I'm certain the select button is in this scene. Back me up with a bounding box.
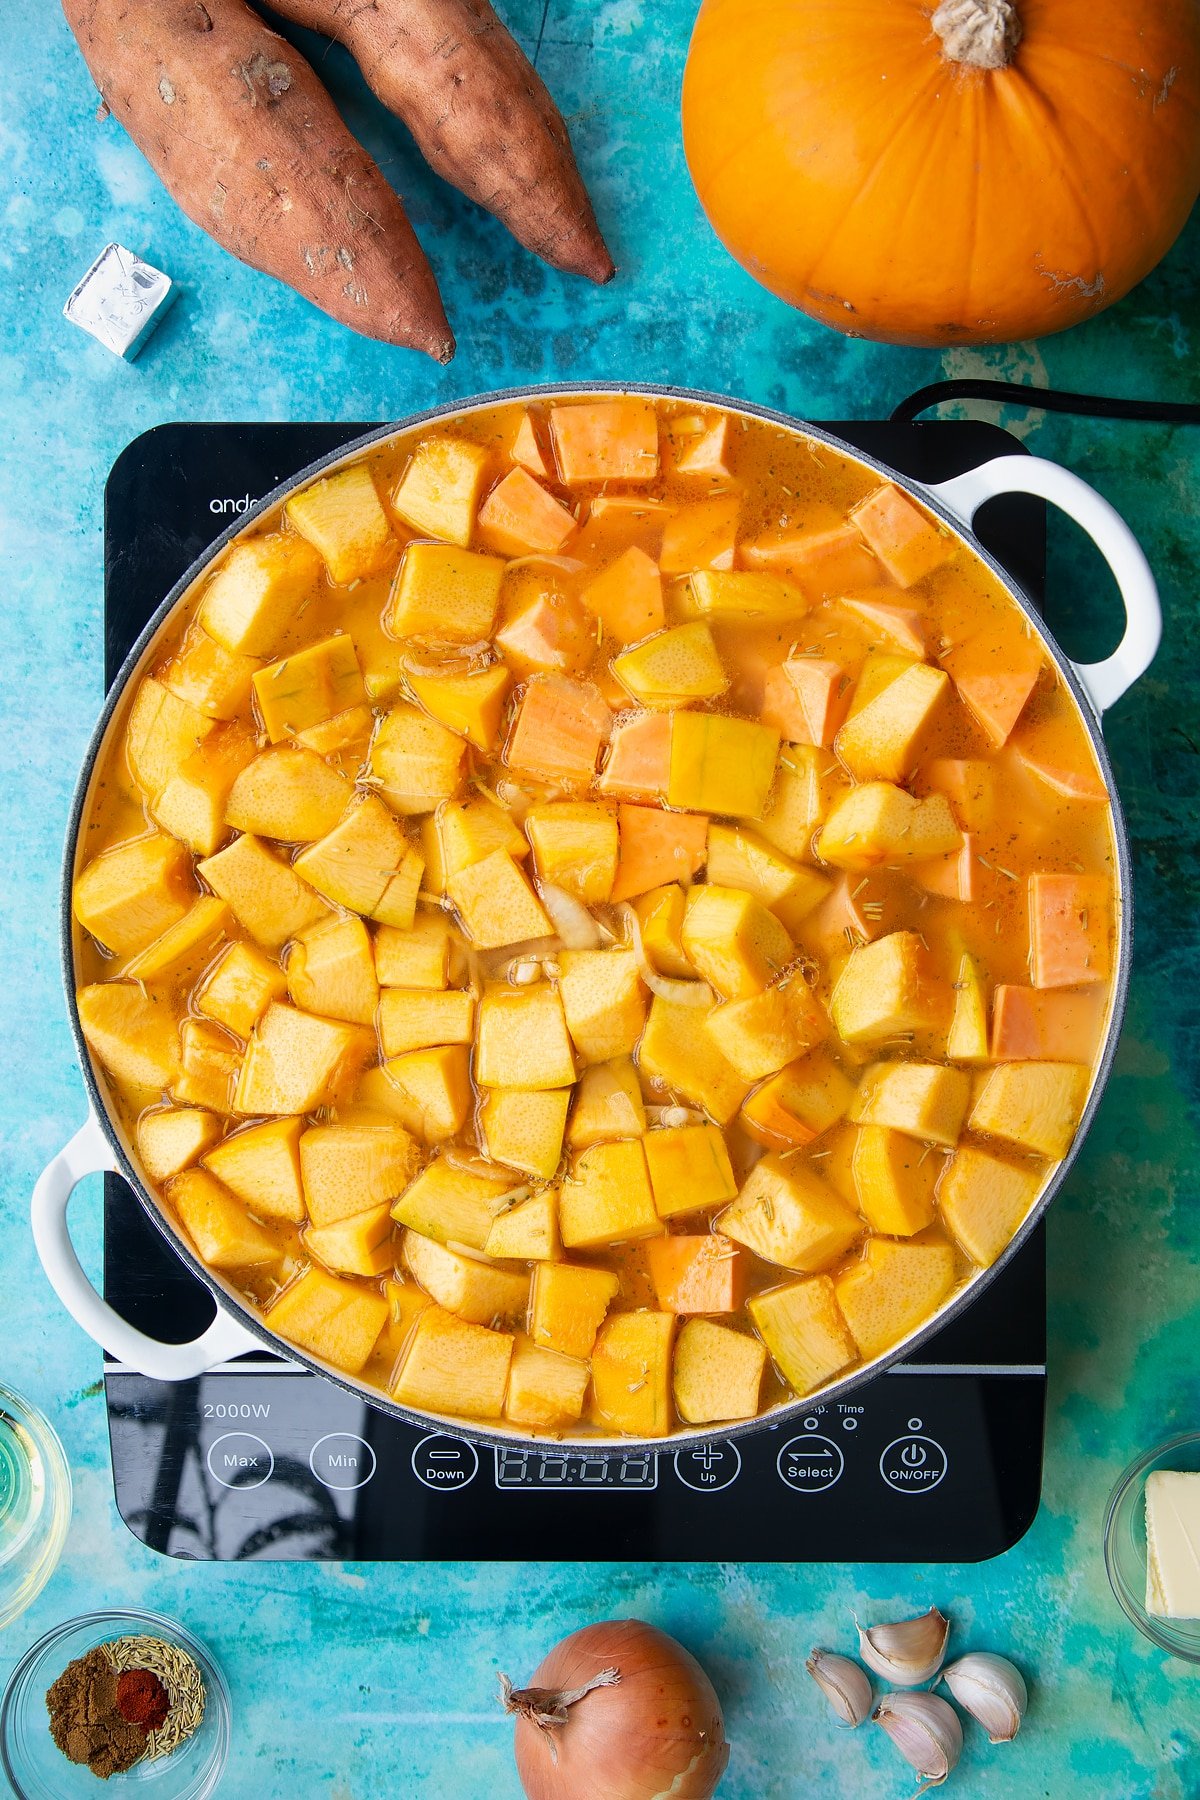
[310,1433,377,1491]
[206,1431,273,1490]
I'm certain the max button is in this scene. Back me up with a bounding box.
[206,1432,273,1490]
[412,1434,479,1492]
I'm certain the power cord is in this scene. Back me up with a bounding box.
[890,378,1200,427]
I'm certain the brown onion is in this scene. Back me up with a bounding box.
[501,1620,729,1800]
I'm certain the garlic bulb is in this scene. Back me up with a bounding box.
[856,1606,950,1686]
[941,1652,1027,1743]
[873,1691,963,1786]
[805,1650,872,1728]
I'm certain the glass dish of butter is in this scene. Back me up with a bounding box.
[1105,1432,1200,1661]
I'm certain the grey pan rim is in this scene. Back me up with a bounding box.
[60,382,1133,1456]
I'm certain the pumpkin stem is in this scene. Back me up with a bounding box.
[932,0,1022,70]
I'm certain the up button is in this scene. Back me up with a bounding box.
[879,1419,948,1495]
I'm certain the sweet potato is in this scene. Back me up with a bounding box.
[63,0,454,357]
[267,0,614,282]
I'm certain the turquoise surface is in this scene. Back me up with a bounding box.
[2,0,1199,1792]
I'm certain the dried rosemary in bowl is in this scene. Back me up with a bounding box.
[45,1632,206,1778]
[106,1635,206,1764]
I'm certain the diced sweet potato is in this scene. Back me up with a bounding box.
[505,1339,590,1431]
[369,704,467,814]
[559,1138,660,1248]
[673,1318,766,1423]
[495,571,596,678]
[943,632,1043,748]
[506,675,610,784]
[915,758,996,832]
[478,465,578,557]
[484,1188,560,1262]
[203,1116,306,1222]
[136,1107,222,1184]
[667,713,780,818]
[390,1154,516,1249]
[991,985,1104,1063]
[567,1058,647,1148]
[1029,873,1111,989]
[742,522,881,596]
[479,1086,569,1179]
[669,413,733,480]
[163,625,262,721]
[403,1231,529,1326]
[168,1168,278,1269]
[740,1049,856,1148]
[266,1266,388,1374]
[476,982,576,1088]
[647,1235,747,1313]
[591,1310,675,1437]
[938,1145,1043,1267]
[172,1016,242,1114]
[969,1061,1089,1159]
[511,411,549,477]
[407,665,511,754]
[835,662,949,783]
[659,493,740,574]
[199,834,330,950]
[748,1276,857,1396]
[611,804,709,903]
[388,543,506,643]
[912,837,977,904]
[849,484,953,587]
[720,1153,861,1273]
[374,914,457,990]
[817,783,962,870]
[526,801,619,904]
[195,941,286,1039]
[198,532,322,657]
[837,594,931,656]
[681,885,794,1000]
[643,1123,737,1219]
[1010,720,1109,802]
[852,1125,938,1235]
[704,823,830,932]
[391,435,488,546]
[120,896,228,988]
[706,978,829,1081]
[77,982,182,1092]
[638,994,750,1124]
[613,622,728,709]
[448,848,553,949]
[234,1003,373,1115]
[378,987,474,1058]
[597,711,671,801]
[558,949,647,1064]
[580,546,665,644]
[831,931,942,1045]
[549,399,660,484]
[252,635,367,742]
[530,1262,620,1358]
[306,1203,397,1279]
[757,744,839,862]
[286,463,393,584]
[850,1060,972,1146]
[833,1234,957,1360]
[74,833,194,956]
[684,570,807,622]
[761,657,852,748]
[225,747,350,843]
[392,1305,514,1419]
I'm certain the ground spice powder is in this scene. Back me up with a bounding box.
[116,1666,171,1733]
[45,1646,147,1778]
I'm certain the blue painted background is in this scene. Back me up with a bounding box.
[2,1,1199,1792]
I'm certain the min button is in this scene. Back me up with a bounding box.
[309,1433,377,1492]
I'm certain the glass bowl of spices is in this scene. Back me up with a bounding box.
[1104,1431,1200,1663]
[0,1610,230,1796]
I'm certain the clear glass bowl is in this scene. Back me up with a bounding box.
[1,1611,230,1798]
[0,1383,72,1628]
[1104,1431,1200,1662]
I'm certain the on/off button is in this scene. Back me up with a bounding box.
[879,1420,948,1494]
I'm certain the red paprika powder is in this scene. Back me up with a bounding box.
[116,1667,170,1733]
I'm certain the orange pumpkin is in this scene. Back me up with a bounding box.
[682,0,1200,346]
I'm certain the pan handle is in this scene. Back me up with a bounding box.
[31,1113,261,1380]
[924,455,1161,716]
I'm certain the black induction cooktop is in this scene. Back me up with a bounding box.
[102,416,1048,1564]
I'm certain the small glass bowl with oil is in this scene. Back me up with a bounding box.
[0,1383,71,1630]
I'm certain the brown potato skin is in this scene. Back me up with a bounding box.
[62,0,455,358]
[266,0,614,282]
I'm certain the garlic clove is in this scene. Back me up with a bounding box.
[856,1605,950,1686]
[941,1651,1027,1743]
[805,1650,872,1728]
[873,1691,963,1786]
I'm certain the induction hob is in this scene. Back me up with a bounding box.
[102,416,1048,1563]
